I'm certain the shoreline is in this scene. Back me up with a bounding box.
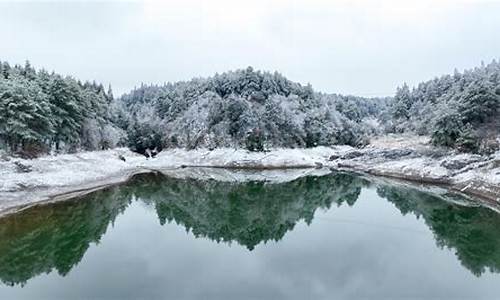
[1,164,498,219]
[0,137,499,217]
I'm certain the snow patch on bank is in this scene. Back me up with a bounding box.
[0,149,143,193]
[150,146,351,169]
[373,158,451,181]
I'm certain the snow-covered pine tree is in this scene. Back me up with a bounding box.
[0,78,52,155]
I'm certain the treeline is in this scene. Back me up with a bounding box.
[0,60,124,157]
[387,60,500,153]
[120,67,386,153]
[1,59,498,157]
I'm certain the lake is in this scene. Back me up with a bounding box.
[0,171,499,300]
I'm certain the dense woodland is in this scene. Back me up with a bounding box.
[388,60,500,153]
[0,60,124,157]
[0,59,498,157]
[120,67,386,153]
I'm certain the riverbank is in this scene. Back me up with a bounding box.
[0,135,499,216]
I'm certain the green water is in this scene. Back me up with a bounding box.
[0,172,500,299]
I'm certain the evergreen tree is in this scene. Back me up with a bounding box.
[456,123,479,153]
[0,79,52,154]
[459,80,500,124]
[48,76,85,150]
[431,111,464,147]
[106,84,114,103]
[2,62,10,79]
[392,83,412,120]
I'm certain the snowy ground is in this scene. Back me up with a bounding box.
[0,135,499,216]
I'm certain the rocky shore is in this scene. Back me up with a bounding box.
[0,135,499,216]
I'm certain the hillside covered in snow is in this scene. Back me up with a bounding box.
[119,66,387,153]
[387,60,500,153]
[0,60,499,158]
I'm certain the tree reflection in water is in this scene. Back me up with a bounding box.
[0,187,131,286]
[0,171,499,286]
[378,185,500,276]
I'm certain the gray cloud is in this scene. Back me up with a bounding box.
[1,0,499,96]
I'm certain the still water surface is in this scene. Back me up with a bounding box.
[1,172,500,299]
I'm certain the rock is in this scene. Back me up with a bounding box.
[440,154,485,170]
[479,138,500,155]
[374,148,414,160]
[0,153,10,162]
[118,155,126,162]
[145,149,152,159]
[151,148,159,158]
[144,148,160,159]
[424,148,450,159]
[341,151,364,160]
[328,154,340,161]
[493,159,500,168]
[14,161,32,173]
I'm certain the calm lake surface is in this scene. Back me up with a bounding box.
[1,172,500,300]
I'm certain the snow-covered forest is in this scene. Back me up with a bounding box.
[387,60,500,153]
[0,60,499,158]
[120,67,387,153]
[0,60,124,157]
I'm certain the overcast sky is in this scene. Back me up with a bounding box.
[1,0,500,96]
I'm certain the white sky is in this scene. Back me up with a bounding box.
[1,0,499,96]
